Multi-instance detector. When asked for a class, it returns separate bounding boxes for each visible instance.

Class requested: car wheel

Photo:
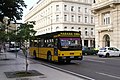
[99,55,103,57]
[106,53,109,57]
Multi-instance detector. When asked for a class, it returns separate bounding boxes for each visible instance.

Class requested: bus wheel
[47,53,52,62]
[33,51,37,59]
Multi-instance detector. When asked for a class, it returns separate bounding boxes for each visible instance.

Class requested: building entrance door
[103,34,110,47]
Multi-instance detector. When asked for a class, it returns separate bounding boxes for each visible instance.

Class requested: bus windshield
[60,38,81,50]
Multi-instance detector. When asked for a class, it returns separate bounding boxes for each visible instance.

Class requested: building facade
[25,0,95,47]
[92,0,120,48]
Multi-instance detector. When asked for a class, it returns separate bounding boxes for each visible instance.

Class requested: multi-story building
[0,17,17,31]
[25,0,95,47]
[92,0,120,48]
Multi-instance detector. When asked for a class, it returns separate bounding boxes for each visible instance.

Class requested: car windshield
[82,47,95,50]
[60,38,81,50]
[100,47,106,50]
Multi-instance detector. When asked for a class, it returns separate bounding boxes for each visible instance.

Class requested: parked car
[97,47,120,57]
[82,47,99,55]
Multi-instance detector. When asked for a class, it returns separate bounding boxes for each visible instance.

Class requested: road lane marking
[96,72,120,79]
[85,59,105,63]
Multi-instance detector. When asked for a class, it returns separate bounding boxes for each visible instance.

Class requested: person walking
[0,44,2,53]
[3,44,7,53]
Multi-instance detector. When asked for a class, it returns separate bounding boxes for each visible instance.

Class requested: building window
[71,27,74,29]
[56,5,59,11]
[85,16,88,23]
[91,28,93,30]
[85,28,88,36]
[78,7,81,12]
[78,16,81,22]
[93,0,96,3]
[78,27,81,29]
[71,15,74,22]
[71,6,74,11]
[91,28,94,36]
[85,8,88,13]
[56,15,59,21]
[91,31,93,36]
[56,26,59,29]
[64,15,67,21]
[103,12,111,25]
[64,5,67,11]
[85,31,88,36]
[91,17,94,23]
[79,31,81,35]
[64,26,67,29]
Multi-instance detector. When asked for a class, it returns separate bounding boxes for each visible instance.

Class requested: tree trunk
[21,45,29,73]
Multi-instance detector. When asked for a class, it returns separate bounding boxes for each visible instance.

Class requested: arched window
[56,26,59,29]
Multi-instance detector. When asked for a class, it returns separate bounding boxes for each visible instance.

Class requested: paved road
[38,56,120,80]
[17,51,120,80]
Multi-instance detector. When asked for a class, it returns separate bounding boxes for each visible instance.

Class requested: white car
[97,47,120,57]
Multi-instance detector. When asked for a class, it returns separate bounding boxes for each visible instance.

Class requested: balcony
[92,0,120,11]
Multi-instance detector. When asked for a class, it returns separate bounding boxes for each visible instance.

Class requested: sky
[21,0,38,22]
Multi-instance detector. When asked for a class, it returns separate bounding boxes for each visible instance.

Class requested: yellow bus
[29,31,83,63]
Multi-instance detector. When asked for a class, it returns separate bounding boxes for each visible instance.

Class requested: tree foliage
[0,0,27,23]
[0,23,7,42]
[17,23,36,43]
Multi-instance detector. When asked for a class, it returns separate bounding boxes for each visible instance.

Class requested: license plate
[70,56,74,58]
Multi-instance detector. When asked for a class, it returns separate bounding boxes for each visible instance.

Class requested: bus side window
[30,41,34,47]
[38,42,41,47]
[38,40,41,47]
[34,42,38,47]
[40,39,44,47]
[47,39,53,47]
[47,43,54,47]
[54,38,58,47]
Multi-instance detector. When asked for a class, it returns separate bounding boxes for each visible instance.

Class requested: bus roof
[36,31,80,38]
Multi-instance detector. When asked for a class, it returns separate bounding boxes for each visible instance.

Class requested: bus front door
[54,38,58,61]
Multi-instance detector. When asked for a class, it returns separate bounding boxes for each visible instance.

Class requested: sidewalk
[0,52,84,80]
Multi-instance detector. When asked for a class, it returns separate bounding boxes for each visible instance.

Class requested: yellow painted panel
[58,50,82,57]
[29,47,55,60]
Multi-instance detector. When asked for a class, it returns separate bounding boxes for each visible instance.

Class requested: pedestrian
[0,44,2,53]
[3,44,7,53]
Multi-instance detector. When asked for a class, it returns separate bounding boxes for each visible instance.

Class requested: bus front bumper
[58,56,83,61]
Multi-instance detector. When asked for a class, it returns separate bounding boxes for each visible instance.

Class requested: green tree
[16,22,36,72]
[0,23,7,42]
[0,23,7,52]
[0,0,27,23]
[0,0,27,52]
